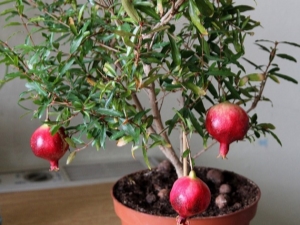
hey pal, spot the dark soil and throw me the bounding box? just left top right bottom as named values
left=113, top=160, right=260, bottom=218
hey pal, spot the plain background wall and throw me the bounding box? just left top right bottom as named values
left=0, top=1, right=299, bottom=225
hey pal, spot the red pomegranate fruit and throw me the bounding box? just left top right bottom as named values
left=205, top=102, right=249, bottom=158
left=170, top=170, right=211, bottom=225
left=30, top=124, right=69, bottom=171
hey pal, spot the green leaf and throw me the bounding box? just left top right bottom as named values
left=70, top=34, right=84, bottom=54
left=142, top=75, right=160, bottom=88
left=135, top=5, right=160, bottom=20
left=3, top=22, right=21, bottom=27
left=145, top=25, right=170, bottom=35
left=257, top=123, right=276, bottom=130
left=149, top=133, right=171, bottom=148
left=273, top=73, right=298, bottom=84
left=142, top=145, right=151, bottom=169
left=268, top=74, right=280, bottom=83
left=239, top=73, right=265, bottom=86
left=95, top=108, right=124, bottom=117
left=255, top=43, right=270, bottom=53
left=167, top=34, right=181, bottom=66
left=182, top=81, right=206, bottom=96
left=182, top=149, right=191, bottom=158
left=116, top=135, right=133, bottom=147
left=0, top=0, right=15, bottom=6
left=234, top=5, right=255, bottom=12
left=49, top=124, right=61, bottom=135
left=276, top=53, right=297, bottom=63
left=188, top=110, right=204, bottom=137
left=268, top=130, right=282, bottom=146
left=121, top=0, right=141, bottom=24
left=25, top=82, right=48, bottom=96
left=0, top=8, right=17, bottom=16
left=66, top=151, right=77, bottom=165
left=65, top=137, right=76, bottom=148
left=224, top=79, right=241, bottom=99
left=280, top=41, right=300, bottom=48
left=207, top=70, right=236, bottom=76
left=188, top=0, right=208, bottom=35
left=103, top=62, right=117, bottom=77
left=59, top=58, right=75, bottom=76
left=110, top=130, right=126, bottom=140
left=195, top=0, right=214, bottom=17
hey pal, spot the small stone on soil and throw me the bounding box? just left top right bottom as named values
left=206, top=169, right=224, bottom=185
left=219, top=184, right=232, bottom=194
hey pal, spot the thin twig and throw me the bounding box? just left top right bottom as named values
left=193, top=140, right=218, bottom=159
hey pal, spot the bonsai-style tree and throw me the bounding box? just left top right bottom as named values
left=0, top=0, right=299, bottom=178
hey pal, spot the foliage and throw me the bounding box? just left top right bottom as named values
left=0, top=0, right=299, bottom=177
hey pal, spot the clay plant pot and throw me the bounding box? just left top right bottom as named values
left=111, top=168, right=261, bottom=225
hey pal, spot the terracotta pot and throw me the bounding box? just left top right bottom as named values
left=111, top=169, right=261, bottom=225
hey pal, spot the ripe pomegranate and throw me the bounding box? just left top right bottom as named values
left=205, top=102, right=249, bottom=158
left=30, top=124, right=69, bottom=171
left=170, top=170, right=211, bottom=225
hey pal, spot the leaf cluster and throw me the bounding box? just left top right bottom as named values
left=0, top=0, right=298, bottom=167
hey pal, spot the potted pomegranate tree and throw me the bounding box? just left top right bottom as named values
left=0, top=0, right=299, bottom=224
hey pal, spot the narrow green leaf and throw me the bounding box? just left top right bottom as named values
left=258, top=123, right=276, bottom=130
left=182, top=81, right=206, bottom=96
left=142, top=145, right=151, bottom=169
left=239, top=73, right=265, bottom=86
left=173, top=108, right=186, bottom=126
left=268, top=74, right=280, bottom=83
left=188, top=110, right=204, bottom=137
left=268, top=130, right=282, bottom=146
left=110, top=130, right=126, bottom=140
left=149, top=133, right=171, bottom=148
left=280, top=41, right=300, bottom=48
left=167, top=34, right=181, bottom=66
left=145, top=25, right=170, bottom=35
left=121, top=0, right=141, bottom=24
left=207, top=70, right=236, bottom=76
left=117, top=135, right=133, bottom=147
left=234, top=5, right=255, bottom=12
left=65, top=137, right=76, bottom=148
left=25, top=82, right=47, bottom=96
left=70, top=34, right=84, bottom=54
left=4, top=22, right=21, bottom=27
left=105, top=88, right=115, bottom=108
left=135, top=5, right=160, bottom=20
left=224, top=79, right=241, bottom=99
left=0, top=8, right=16, bottom=16
left=142, top=75, right=160, bottom=87
left=100, top=125, right=107, bottom=148
left=95, top=108, right=124, bottom=117
left=255, top=43, right=270, bottom=53
left=49, top=124, right=61, bottom=135
left=188, top=0, right=208, bottom=35
left=66, top=151, right=77, bottom=165
left=103, top=62, right=117, bottom=77
left=182, top=149, right=191, bottom=158
left=273, top=72, right=298, bottom=84
left=59, top=58, right=75, bottom=76
left=195, top=0, right=214, bottom=17
left=276, top=53, right=297, bottom=63
left=0, top=0, right=15, bottom=6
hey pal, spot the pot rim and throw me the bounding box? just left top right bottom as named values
left=111, top=166, right=261, bottom=220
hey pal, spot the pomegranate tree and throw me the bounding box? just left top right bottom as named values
left=0, top=0, right=299, bottom=224
left=170, top=170, right=211, bottom=225
left=30, top=124, right=69, bottom=171
left=205, top=102, right=249, bottom=158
